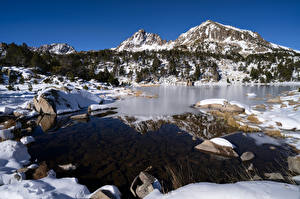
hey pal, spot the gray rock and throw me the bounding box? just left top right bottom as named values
left=292, top=175, right=300, bottom=185
left=264, top=172, right=284, bottom=180
left=252, top=174, right=262, bottom=180
left=130, top=171, right=161, bottom=198
left=33, top=96, right=56, bottom=115
left=195, top=140, right=239, bottom=158
left=90, top=190, right=110, bottom=199
left=240, top=151, right=255, bottom=161
left=288, top=156, right=300, bottom=174
left=195, top=101, right=245, bottom=113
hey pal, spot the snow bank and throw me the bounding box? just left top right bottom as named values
left=0, top=140, right=30, bottom=185
left=145, top=181, right=300, bottom=199
left=0, top=176, right=90, bottom=199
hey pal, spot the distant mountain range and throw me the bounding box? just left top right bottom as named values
left=15, top=20, right=298, bottom=56
left=1, top=20, right=300, bottom=85
left=115, top=20, right=298, bottom=56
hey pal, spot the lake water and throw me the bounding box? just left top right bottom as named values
left=28, top=85, right=298, bottom=198
left=115, top=85, right=298, bottom=116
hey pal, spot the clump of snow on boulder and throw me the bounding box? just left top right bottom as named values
left=210, top=137, right=235, bottom=148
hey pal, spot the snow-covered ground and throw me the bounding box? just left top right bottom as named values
left=195, top=89, right=300, bottom=150
left=146, top=181, right=300, bottom=199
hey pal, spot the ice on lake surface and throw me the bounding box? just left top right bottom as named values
left=115, top=85, right=297, bottom=117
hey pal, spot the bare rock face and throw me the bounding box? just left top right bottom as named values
left=195, top=140, right=239, bottom=157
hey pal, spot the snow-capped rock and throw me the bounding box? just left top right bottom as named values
left=115, top=29, right=173, bottom=52
left=33, top=87, right=103, bottom=115
left=32, top=43, right=76, bottom=55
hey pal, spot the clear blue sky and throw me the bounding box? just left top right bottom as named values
left=1, top=0, right=299, bottom=51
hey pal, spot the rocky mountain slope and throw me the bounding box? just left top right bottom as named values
left=115, top=20, right=297, bottom=56
left=31, top=43, right=76, bottom=55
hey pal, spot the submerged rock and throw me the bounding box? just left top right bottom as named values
left=240, top=151, right=255, bottom=161
left=58, top=163, right=77, bottom=171
left=195, top=140, right=239, bottom=157
left=70, top=113, right=89, bottom=120
left=264, top=172, right=285, bottom=181
left=36, top=114, right=56, bottom=132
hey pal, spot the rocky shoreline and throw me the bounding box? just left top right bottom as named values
left=0, top=67, right=300, bottom=198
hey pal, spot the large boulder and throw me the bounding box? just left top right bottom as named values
left=195, top=140, right=239, bottom=157
left=33, top=88, right=103, bottom=115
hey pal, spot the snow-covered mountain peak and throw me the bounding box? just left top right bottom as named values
left=115, top=29, right=170, bottom=52
left=34, top=43, right=76, bottom=55
left=114, top=20, right=298, bottom=55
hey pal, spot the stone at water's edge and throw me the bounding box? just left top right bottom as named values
left=288, top=156, right=300, bottom=174
left=90, top=190, right=110, bottom=199
left=36, top=114, right=56, bottom=132
left=195, top=140, right=239, bottom=157
left=70, top=113, right=89, bottom=120
left=195, top=101, right=245, bottom=113
left=33, top=96, right=56, bottom=115
left=240, top=151, right=255, bottom=161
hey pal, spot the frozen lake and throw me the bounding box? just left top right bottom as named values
left=115, top=85, right=298, bottom=116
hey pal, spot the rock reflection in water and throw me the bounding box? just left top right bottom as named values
left=28, top=115, right=295, bottom=198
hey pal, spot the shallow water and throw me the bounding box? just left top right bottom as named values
left=115, top=85, right=297, bottom=116
left=29, top=115, right=295, bottom=198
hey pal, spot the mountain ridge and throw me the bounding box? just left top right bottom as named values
left=115, top=20, right=298, bottom=56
